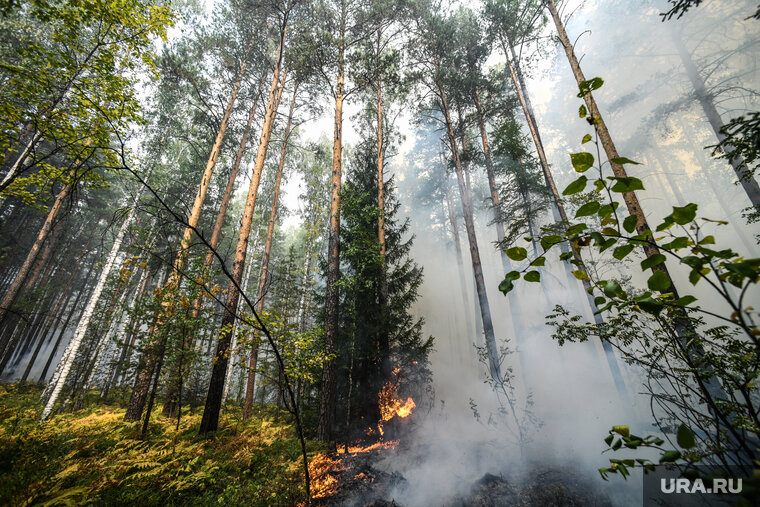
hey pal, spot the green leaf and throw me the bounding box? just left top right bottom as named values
left=725, top=260, right=760, bottom=279
left=661, top=237, right=689, bottom=250
left=609, top=157, right=641, bottom=165
left=570, top=153, right=594, bottom=173
left=672, top=203, right=698, bottom=225
left=594, top=179, right=606, bottom=192
left=524, top=270, right=541, bottom=282
left=681, top=256, right=704, bottom=269
left=505, top=247, right=527, bottom=261
left=638, top=298, right=664, bottom=315
left=566, top=223, right=587, bottom=236
left=563, top=176, right=588, bottom=195
left=630, top=230, right=653, bottom=244
left=577, top=77, right=604, bottom=97
left=677, top=424, right=697, bottom=449
left=572, top=270, right=588, bottom=280
left=659, top=450, right=681, bottom=463
left=698, top=235, right=715, bottom=245
left=600, top=237, right=618, bottom=252
left=597, top=201, right=620, bottom=218
left=675, top=295, right=697, bottom=307
left=610, top=177, right=645, bottom=193
left=612, top=425, right=630, bottom=437
left=579, top=105, right=588, bottom=118
left=613, top=244, right=635, bottom=260
left=559, top=251, right=574, bottom=261
left=623, top=215, right=638, bottom=234
left=604, top=281, right=623, bottom=298
left=499, top=271, right=521, bottom=295
left=575, top=201, right=600, bottom=218
left=647, top=270, right=672, bottom=292
left=604, top=434, right=614, bottom=446
left=594, top=296, right=606, bottom=306
left=656, top=216, right=675, bottom=232
left=641, top=254, right=666, bottom=271
left=581, top=133, right=592, bottom=144
left=530, top=256, right=546, bottom=267
left=540, top=235, right=563, bottom=251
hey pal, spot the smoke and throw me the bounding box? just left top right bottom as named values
left=349, top=2, right=760, bottom=504
left=368, top=185, right=646, bottom=505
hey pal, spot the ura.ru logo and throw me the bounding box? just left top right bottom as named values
left=661, top=478, right=742, bottom=494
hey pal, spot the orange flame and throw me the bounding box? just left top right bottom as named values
left=377, top=379, right=416, bottom=436
left=379, top=383, right=416, bottom=422
left=338, top=439, right=399, bottom=455
left=309, top=453, right=342, bottom=499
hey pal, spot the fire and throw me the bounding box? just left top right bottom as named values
left=309, top=453, right=342, bottom=499
left=338, top=440, right=399, bottom=455
left=308, top=368, right=416, bottom=501
left=353, top=472, right=374, bottom=482
left=379, top=382, right=416, bottom=422
left=377, top=378, right=416, bottom=435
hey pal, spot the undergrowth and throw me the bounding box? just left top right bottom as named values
left=0, top=383, right=322, bottom=506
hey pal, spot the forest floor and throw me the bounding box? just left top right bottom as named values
left=0, top=383, right=317, bottom=506
left=0, top=383, right=615, bottom=506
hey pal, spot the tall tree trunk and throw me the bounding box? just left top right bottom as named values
left=0, top=179, right=73, bottom=339
left=473, top=86, right=509, bottom=272
left=318, top=30, right=346, bottom=443
left=198, top=30, right=287, bottom=434
left=547, top=0, right=725, bottom=404
left=444, top=180, right=475, bottom=337
left=21, top=217, right=65, bottom=296
left=242, top=83, right=298, bottom=421
left=20, top=227, right=96, bottom=382
left=498, top=32, right=630, bottom=396
left=39, top=254, right=98, bottom=382
left=435, top=60, right=502, bottom=384
left=456, top=108, right=487, bottom=345
left=162, top=77, right=265, bottom=418
left=103, top=263, right=151, bottom=399
left=124, top=55, right=249, bottom=422
left=41, top=176, right=148, bottom=420
left=376, top=28, right=391, bottom=383
left=671, top=31, right=760, bottom=212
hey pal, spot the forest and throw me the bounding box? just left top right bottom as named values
left=0, top=0, right=758, bottom=505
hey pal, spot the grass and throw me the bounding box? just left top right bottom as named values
left=0, top=383, right=322, bottom=506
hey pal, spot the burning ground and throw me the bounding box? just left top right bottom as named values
left=308, top=427, right=617, bottom=506
left=307, top=378, right=618, bottom=506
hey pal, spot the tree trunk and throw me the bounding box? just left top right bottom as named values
left=20, top=227, right=96, bottom=382
left=41, top=177, right=147, bottom=420
left=39, top=254, right=98, bottom=383
left=671, top=31, right=760, bottom=212
left=0, top=178, right=73, bottom=333
left=547, top=0, right=725, bottom=404
left=124, top=54, right=249, bottom=422
left=473, top=85, right=509, bottom=272
left=103, top=263, right=151, bottom=399
left=376, top=28, right=391, bottom=382
left=242, top=83, right=298, bottom=421
left=444, top=180, right=475, bottom=338
left=162, top=77, right=265, bottom=418
left=318, top=32, right=345, bottom=444
left=435, top=61, right=502, bottom=384
left=198, top=32, right=287, bottom=434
